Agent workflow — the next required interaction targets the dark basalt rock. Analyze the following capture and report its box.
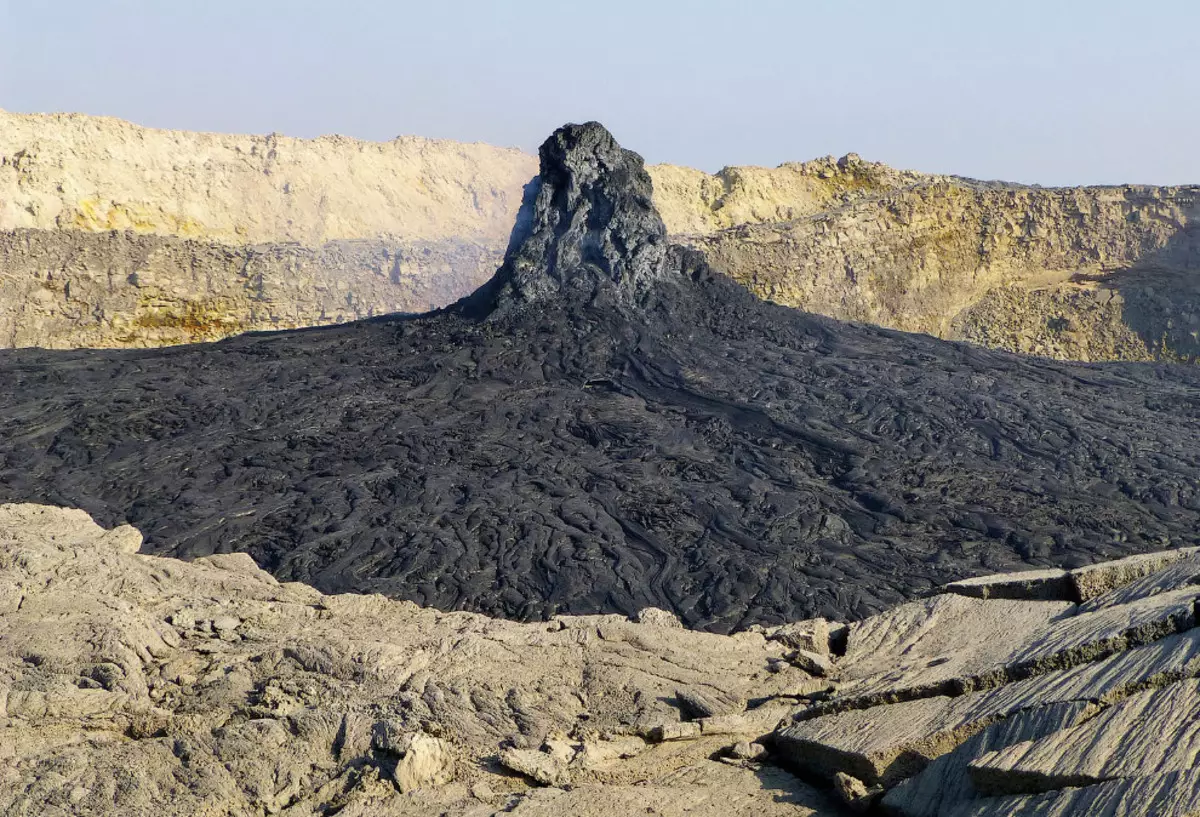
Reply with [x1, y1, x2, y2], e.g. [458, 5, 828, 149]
[461, 121, 674, 318]
[2, 123, 1200, 632]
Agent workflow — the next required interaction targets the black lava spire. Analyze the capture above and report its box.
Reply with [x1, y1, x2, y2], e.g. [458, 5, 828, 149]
[463, 122, 675, 318]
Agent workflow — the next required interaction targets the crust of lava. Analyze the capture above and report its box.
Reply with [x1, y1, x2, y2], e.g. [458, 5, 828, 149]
[2, 123, 1200, 632]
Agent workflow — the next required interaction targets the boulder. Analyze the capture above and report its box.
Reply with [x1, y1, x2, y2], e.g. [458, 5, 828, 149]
[833, 771, 883, 813]
[499, 747, 571, 787]
[393, 734, 454, 793]
[768, 618, 832, 654]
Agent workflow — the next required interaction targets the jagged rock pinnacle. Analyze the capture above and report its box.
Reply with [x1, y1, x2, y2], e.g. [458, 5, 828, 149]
[463, 122, 672, 317]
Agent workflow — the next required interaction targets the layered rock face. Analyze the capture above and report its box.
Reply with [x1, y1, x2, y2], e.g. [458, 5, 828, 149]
[691, 173, 1200, 362]
[7, 504, 1200, 816]
[0, 109, 538, 347]
[6, 109, 1198, 359]
[0, 229, 496, 347]
[6, 124, 1200, 635]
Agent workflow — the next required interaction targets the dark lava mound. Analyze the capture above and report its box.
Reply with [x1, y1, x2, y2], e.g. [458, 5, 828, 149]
[4, 123, 1200, 631]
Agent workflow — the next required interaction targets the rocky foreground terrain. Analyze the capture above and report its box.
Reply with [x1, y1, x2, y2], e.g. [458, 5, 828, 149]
[7, 502, 1200, 816]
[3, 123, 1200, 634]
[3, 109, 1198, 359]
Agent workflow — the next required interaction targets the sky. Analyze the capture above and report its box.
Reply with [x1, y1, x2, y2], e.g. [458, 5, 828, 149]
[2, 0, 1197, 185]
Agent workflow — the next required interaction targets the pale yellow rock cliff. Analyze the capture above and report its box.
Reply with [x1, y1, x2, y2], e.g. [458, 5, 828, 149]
[0, 108, 536, 245]
[690, 178, 1200, 361]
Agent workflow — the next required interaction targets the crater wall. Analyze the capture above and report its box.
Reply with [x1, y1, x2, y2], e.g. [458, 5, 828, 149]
[3, 109, 1198, 359]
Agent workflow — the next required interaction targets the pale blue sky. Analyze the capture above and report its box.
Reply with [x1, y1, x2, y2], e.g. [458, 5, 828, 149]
[2, 0, 1197, 185]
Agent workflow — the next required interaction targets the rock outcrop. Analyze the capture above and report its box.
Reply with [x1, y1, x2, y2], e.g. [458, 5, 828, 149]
[8, 504, 1200, 815]
[0, 109, 536, 245]
[690, 173, 1200, 362]
[770, 545, 1200, 816]
[465, 122, 672, 317]
[4, 109, 1199, 359]
[5, 123, 1200, 635]
[0, 228, 494, 347]
[0, 503, 836, 816]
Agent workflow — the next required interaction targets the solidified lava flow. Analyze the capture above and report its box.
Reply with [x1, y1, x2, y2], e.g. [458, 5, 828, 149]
[3, 123, 1200, 631]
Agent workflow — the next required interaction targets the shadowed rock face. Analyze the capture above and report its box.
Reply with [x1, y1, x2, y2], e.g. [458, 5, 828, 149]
[4, 124, 1200, 632]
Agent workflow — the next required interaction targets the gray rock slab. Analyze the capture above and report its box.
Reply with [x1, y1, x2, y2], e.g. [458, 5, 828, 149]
[774, 695, 977, 787]
[881, 701, 1093, 817]
[698, 704, 796, 737]
[676, 686, 746, 720]
[1004, 588, 1198, 673]
[941, 569, 1073, 602]
[965, 627, 1200, 715]
[646, 722, 702, 742]
[836, 595, 1073, 702]
[1080, 553, 1200, 613]
[834, 589, 1198, 710]
[945, 768, 1200, 817]
[776, 628, 1200, 791]
[969, 678, 1200, 796]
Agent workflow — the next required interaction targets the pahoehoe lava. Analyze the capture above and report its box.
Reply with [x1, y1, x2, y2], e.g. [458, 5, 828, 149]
[2, 122, 1200, 632]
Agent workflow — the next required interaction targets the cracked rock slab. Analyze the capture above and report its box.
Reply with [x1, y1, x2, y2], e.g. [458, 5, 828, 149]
[835, 594, 1073, 703]
[676, 686, 746, 719]
[775, 604, 1200, 791]
[948, 768, 1200, 817]
[774, 695, 976, 786]
[969, 678, 1200, 796]
[1080, 552, 1200, 613]
[832, 587, 1199, 712]
[1003, 589, 1198, 672]
[881, 701, 1093, 817]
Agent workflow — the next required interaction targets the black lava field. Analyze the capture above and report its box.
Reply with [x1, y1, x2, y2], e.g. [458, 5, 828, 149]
[2, 124, 1200, 632]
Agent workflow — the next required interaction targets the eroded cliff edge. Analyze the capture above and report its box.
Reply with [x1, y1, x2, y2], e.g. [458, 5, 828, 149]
[5, 109, 1197, 358]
